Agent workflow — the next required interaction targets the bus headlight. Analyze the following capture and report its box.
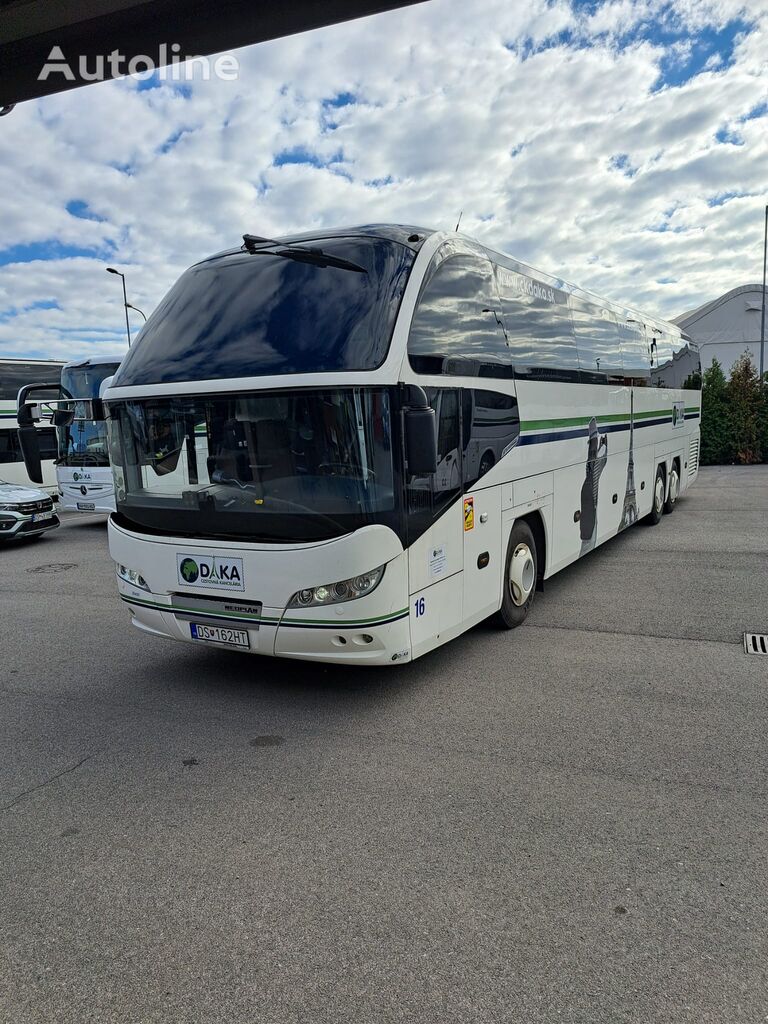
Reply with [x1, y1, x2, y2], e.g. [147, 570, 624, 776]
[288, 565, 385, 608]
[116, 563, 150, 591]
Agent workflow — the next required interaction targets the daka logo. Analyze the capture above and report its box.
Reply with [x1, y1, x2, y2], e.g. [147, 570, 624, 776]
[176, 553, 244, 591]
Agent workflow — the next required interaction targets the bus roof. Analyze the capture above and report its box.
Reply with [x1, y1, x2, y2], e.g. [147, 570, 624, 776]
[192, 223, 683, 338]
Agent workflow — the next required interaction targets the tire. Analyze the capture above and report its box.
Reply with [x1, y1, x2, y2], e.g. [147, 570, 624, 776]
[664, 462, 679, 514]
[646, 466, 665, 526]
[496, 520, 538, 629]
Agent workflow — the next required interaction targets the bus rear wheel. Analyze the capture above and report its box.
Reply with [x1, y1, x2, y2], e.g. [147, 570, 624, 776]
[497, 520, 537, 629]
[664, 463, 679, 514]
[647, 466, 666, 526]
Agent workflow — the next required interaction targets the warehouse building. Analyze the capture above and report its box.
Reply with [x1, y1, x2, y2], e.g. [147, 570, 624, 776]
[673, 283, 767, 376]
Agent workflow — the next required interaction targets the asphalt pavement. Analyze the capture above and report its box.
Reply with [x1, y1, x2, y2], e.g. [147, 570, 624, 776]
[1, 466, 767, 1024]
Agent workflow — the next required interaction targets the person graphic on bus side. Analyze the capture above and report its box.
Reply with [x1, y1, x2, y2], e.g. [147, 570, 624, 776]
[579, 417, 608, 555]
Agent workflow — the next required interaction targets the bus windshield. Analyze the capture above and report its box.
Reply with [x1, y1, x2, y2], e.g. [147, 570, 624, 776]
[108, 388, 398, 542]
[57, 361, 121, 467]
[110, 237, 414, 387]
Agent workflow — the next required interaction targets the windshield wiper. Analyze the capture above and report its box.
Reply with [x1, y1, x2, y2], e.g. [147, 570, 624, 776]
[241, 234, 367, 274]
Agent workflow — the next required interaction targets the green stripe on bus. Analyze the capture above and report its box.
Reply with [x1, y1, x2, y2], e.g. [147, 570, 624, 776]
[521, 413, 626, 431]
[520, 405, 697, 432]
[283, 608, 409, 626]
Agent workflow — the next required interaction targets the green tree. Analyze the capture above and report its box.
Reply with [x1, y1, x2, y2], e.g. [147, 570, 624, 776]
[699, 359, 734, 465]
[760, 371, 768, 464]
[727, 352, 763, 464]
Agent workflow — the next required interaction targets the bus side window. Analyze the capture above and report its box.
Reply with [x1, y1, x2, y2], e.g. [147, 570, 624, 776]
[570, 297, 623, 384]
[494, 263, 579, 382]
[37, 428, 58, 461]
[405, 387, 463, 543]
[408, 254, 512, 378]
[650, 332, 688, 387]
[462, 389, 520, 489]
[0, 431, 20, 464]
[619, 321, 650, 386]
[433, 388, 461, 510]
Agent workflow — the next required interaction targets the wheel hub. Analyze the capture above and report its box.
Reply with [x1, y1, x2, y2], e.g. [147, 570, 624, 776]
[669, 469, 679, 502]
[654, 476, 665, 513]
[509, 543, 535, 606]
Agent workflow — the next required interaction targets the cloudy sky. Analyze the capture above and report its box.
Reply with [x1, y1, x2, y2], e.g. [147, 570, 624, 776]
[0, 0, 766, 362]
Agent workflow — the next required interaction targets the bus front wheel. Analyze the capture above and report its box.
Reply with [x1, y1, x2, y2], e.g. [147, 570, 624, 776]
[497, 520, 537, 629]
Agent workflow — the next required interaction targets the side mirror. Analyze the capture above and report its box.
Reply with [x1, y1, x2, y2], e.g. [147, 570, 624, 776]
[405, 407, 437, 475]
[17, 425, 43, 483]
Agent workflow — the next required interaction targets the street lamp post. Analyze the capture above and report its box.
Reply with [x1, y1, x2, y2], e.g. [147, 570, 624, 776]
[760, 204, 767, 385]
[106, 267, 133, 347]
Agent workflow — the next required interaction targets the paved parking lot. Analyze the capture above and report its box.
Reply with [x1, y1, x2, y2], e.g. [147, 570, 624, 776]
[1, 465, 767, 1024]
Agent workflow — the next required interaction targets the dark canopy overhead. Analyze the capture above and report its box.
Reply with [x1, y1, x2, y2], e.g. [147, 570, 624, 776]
[0, 0, 427, 110]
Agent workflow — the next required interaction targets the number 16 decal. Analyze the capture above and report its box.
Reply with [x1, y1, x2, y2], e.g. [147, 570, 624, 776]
[414, 596, 425, 618]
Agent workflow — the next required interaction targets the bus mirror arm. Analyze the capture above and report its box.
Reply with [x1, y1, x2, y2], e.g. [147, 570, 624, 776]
[16, 382, 63, 426]
[16, 382, 76, 483]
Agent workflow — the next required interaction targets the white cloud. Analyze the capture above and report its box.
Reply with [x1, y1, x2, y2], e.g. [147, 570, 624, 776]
[1, 0, 767, 360]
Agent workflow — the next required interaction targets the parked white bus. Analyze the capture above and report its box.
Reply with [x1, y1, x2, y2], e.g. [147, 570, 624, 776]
[0, 358, 63, 493]
[56, 356, 123, 513]
[18, 226, 701, 664]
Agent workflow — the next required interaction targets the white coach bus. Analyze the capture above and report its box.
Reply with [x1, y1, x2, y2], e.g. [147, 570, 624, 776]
[18, 226, 701, 664]
[0, 358, 63, 492]
[56, 356, 123, 513]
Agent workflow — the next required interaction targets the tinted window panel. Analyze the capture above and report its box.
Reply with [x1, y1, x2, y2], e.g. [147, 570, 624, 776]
[430, 388, 461, 512]
[109, 388, 398, 543]
[0, 362, 62, 401]
[38, 428, 58, 460]
[649, 332, 697, 388]
[112, 239, 414, 386]
[570, 297, 623, 383]
[494, 265, 579, 381]
[406, 387, 463, 536]
[0, 430, 20, 464]
[408, 255, 512, 378]
[463, 389, 519, 489]
[618, 322, 649, 383]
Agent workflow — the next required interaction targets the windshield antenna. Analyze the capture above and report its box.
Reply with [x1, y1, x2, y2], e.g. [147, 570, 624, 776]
[454, 210, 463, 232]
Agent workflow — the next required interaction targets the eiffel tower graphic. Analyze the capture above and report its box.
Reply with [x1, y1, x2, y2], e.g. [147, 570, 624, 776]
[620, 392, 639, 530]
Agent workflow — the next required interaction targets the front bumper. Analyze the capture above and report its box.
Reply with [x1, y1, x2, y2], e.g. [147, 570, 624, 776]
[117, 584, 412, 665]
[59, 484, 115, 514]
[0, 510, 60, 539]
[109, 518, 412, 665]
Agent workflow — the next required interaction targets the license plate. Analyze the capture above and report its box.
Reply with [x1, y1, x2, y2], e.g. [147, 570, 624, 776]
[77, 502, 96, 511]
[190, 622, 250, 649]
[31, 511, 54, 522]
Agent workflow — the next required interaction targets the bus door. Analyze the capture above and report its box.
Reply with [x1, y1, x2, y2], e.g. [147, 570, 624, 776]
[461, 388, 513, 626]
[407, 388, 465, 649]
